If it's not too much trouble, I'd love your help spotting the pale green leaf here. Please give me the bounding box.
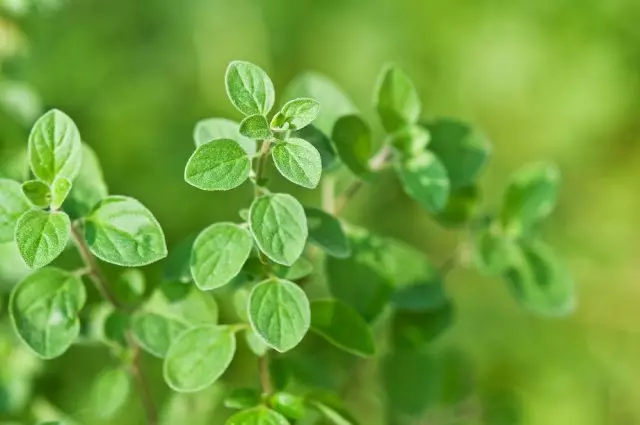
[226,406,290,425]
[375,66,421,133]
[16,210,70,269]
[64,144,108,219]
[0,179,31,243]
[225,61,275,116]
[9,267,86,358]
[473,223,513,276]
[501,162,560,235]
[50,177,71,210]
[193,118,256,156]
[191,222,253,290]
[244,328,268,357]
[84,195,167,267]
[283,72,356,135]
[269,392,305,420]
[305,207,351,258]
[90,368,130,420]
[21,180,50,208]
[131,312,187,359]
[310,299,374,357]
[274,257,314,281]
[271,138,322,189]
[239,114,272,140]
[275,98,320,130]
[28,109,82,183]
[396,150,450,214]
[184,139,251,191]
[249,194,307,266]
[331,115,371,177]
[163,325,236,392]
[248,278,310,352]
[423,118,492,188]
[224,388,261,410]
[389,125,430,155]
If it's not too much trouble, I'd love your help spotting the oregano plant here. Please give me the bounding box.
[0,61,575,425]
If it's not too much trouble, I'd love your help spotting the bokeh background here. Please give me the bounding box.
[1,0,640,424]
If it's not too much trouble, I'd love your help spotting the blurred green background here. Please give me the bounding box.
[1,0,640,424]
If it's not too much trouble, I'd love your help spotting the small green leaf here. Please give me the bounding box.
[305,207,351,258]
[271,138,322,189]
[435,185,479,227]
[28,109,82,183]
[293,125,338,170]
[191,222,253,290]
[113,269,146,304]
[131,312,187,358]
[84,196,167,267]
[184,139,251,191]
[193,118,256,156]
[16,210,70,269]
[308,394,359,425]
[249,194,307,266]
[269,392,305,420]
[0,178,31,242]
[225,61,275,116]
[283,72,356,136]
[248,278,310,352]
[331,115,371,177]
[239,114,272,140]
[375,66,421,133]
[501,162,560,235]
[396,151,450,214]
[473,223,513,276]
[104,310,130,346]
[226,406,290,425]
[274,257,314,281]
[224,388,262,410]
[389,125,430,155]
[383,350,438,418]
[310,299,374,357]
[244,328,268,356]
[64,144,108,219]
[163,234,196,284]
[504,239,575,317]
[163,325,236,393]
[391,302,454,350]
[21,180,50,208]
[423,118,492,189]
[9,267,86,358]
[90,368,130,420]
[50,177,71,210]
[276,98,320,130]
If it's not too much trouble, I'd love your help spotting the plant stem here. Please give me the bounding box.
[335,145,392,215]
[70,223,157,425]
[258,354,273,395]
[322,174,336,214]
[253,139,273,197]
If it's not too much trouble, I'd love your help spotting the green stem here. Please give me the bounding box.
[70,223,157,425]
[258,354,273,395]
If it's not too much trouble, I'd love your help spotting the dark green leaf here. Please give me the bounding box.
[331,115,371,177]
[305,207,351,258]
[226,406,290,425]
[391,302,454,350]
[293,125,338,170]
[435,185,479,227]
[383,350,438,417]
[224,388,261,410]
[103,310,129,346]
[396,150,450,214]
[388,125,430,156]
[184,139,251,191]
[163,234,196,284]
[310,299,374,357]
[113,269,146,304]
[375,66,420,133]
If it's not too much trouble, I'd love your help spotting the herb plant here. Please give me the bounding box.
[0,60,575,425]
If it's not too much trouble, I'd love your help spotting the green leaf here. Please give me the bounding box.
[191,222,253,290]
[163,325,236,393]
[271,138,322,189]
[274,257,314,281]
[184,139,251,191]
[248,278,310,352]
[224,388,261,410]
[28,109,82,184]
[375,66,421,133]
[293,125,338,170]
[310,299,374,357]
[225,61,275,116]
[163,234,196,284]
[16,210,70,269]
[269,392,305,420]
[283,72,356,136]
[275,98,320,130]
[113,269,146,304]
[0,178,31,242]
[391,302,454,350]
[435,185,479,228]
[64,144,108,219]
[104,310,129,346]
[84,196,167,267]
[131,312,187,358]
[50,177,71,210]
[389,125,430,156]
[239,114,272,140]
[193,118,256,156]
[249,194,307,266]
[473,223,513,276]
[503,239,575,317]
[244,328,268,357]
[21,180,50,208]
[305,207,350,258]
[383,350,438,418]
[308,394,359,425]
[90,368,130,420]
[9,267,86,358]
[396,150,450,214]
[331,115,371,177]
[423,118,492,188]
[501,162,560,235]
[482,389,523,425]
[226,406,290,425]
